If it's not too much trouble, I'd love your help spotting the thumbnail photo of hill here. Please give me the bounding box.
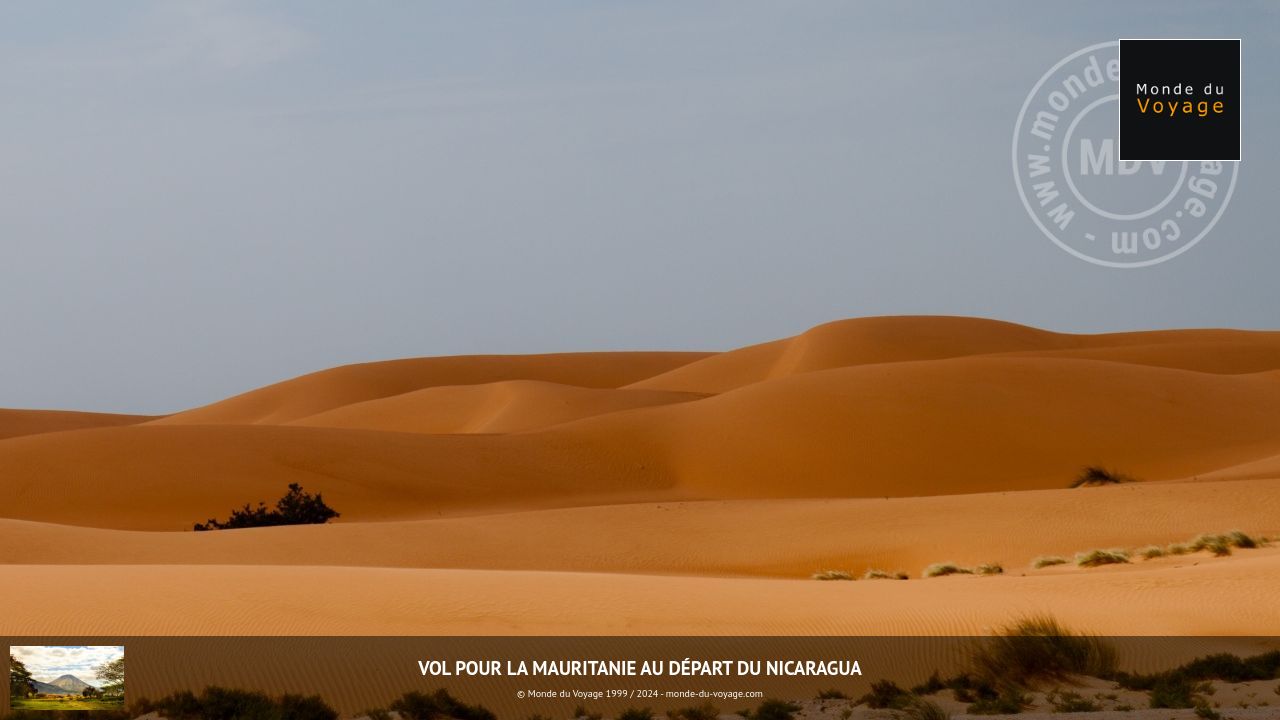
[1,316,1279,636]
[8,646,125,712]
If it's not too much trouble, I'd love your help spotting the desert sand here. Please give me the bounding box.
[2,316,1280,637]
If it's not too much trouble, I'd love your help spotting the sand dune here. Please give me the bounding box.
[3,552,1279,636]
[4,356,1280,530]
[151,351,710,425]
[4,316,1280,638]
[0,408,152,441]
[5,478,1277,577]
[290,380,705,434]
[629,316,1280,393]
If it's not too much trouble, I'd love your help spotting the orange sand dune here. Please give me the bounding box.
[5,316,1280,639]
[0,423,672,530]
[290,380,705,434]
[4,357,1280,530]
[0,408,153,441]
[629,316,1280,393]
[3,552,1279,636]
[5,478,1277,577]
[152,351,710,425]
[618,357,1280,499]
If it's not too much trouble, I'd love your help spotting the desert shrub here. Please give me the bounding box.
[1031,555,1068,569]
[1046,689,1101,712]
[137,686,336,720]
[811,569,853,580]
[392,689,496,720]
[1167,542,1193,555]
[970,615,1117,687]
[923,562,973,578]
[1190,534,1232,556]
[573,706,603,720]
[911,671,946,696]
[667,703,718,720]
[361,709,393,720]
[1139,544,1166,560]
[1075,548,1130,567]
[966,687,1028,715]
[1071,466,1133,488]
[857,680,912,709]
[1148,675,1198,709]
[862,568,909,580]
[815,689,847,699]
[975,562,1003,576]
[1227,529,1260,548]
[903,699,951,720]
[194,483,340,531]
[617,708,653,720]
[1195,704,1223,719]
[751,699,800,720]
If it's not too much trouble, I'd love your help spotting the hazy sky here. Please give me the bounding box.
[10,645,124,687]
[2,1,1277,414]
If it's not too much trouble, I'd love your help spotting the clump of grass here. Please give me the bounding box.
[1046,689,1102,713]
[1071,465,1135,488]
[1190,534,1233,557]
[1139,544,1166,560]
[903,699,951,720]
[815,689,847,700]
[1031,555,1068,569]
[811,569,854,581]
[862,568,909,580]
[1075,548,1130,567]
[1227,530,1261,548]
[975,562,1004,576]
[970,615,1118,687]
[1167,542,1193,556]
[923,562,974,578]
[856,680,912,710]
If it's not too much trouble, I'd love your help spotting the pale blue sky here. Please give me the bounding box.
[2,1,1277,413]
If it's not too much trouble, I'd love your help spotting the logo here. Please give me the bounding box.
[1012,41,1237,268]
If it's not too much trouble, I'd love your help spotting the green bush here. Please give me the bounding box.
[1031,555,1068,569]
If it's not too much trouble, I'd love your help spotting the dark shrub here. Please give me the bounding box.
[617,707,654,720]
[857,680,912,709]
[392,689,496,720]
[752,699,801,720]
[195,483,340,531]
[970,615,1117,686]
[667,703,718,720]
[1071,466,1134,487]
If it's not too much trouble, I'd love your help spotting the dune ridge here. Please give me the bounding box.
[3,316,1280,636]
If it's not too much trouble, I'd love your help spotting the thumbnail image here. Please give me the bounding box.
[8,646,125,713]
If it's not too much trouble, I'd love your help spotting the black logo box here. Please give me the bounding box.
[1119,38,1241,161]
